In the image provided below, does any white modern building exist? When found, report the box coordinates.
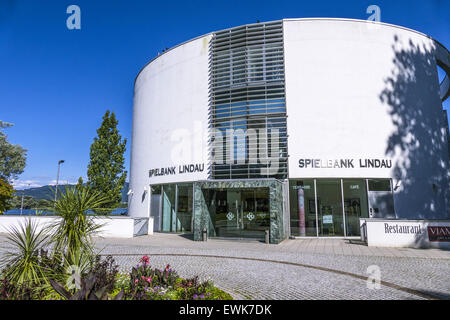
[128,18,450,244]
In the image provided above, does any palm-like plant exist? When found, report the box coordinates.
[46,184,111,260]
[1,219,49,286]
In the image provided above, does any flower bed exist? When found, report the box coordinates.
[0,207,233,300]
[0,254,233,300]
[113,255,232,300]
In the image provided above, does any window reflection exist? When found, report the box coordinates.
[160,183,193,233]
[343,180,368,236]
[289,180,316,236]
[289,179,376,237]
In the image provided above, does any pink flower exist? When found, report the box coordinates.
[165,264,170,271]
[140,255,150,265]
[134,279,138,285]
[146,277,152,283]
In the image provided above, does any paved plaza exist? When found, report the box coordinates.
[0,233,449,300]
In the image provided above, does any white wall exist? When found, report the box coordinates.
[283,19,449,219]
[0,216,150,238]
[129,35,211,218]
[363,219,450,249]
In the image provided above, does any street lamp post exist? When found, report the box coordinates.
[19,183,30,215]
[54,160,65,202]
[20,189,24,215]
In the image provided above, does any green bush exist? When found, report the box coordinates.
[0,278,46,300]
[0,202,233,301]
[1,219,49,286]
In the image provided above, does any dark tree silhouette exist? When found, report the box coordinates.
[380,35,449,219]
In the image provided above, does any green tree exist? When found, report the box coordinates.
[0,178,15,213]
[0,121,27,213]
[0,121,27,181]
[87,111,127,213]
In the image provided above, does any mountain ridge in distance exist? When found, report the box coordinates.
[16,182,130,203]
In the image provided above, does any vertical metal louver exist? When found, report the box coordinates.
[209,21,288,180]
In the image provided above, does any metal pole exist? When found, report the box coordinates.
[314,179,318,237]
[20,189,24,215]
[341,179,347,237]
[174,184,178,232]
[54,160,65,202]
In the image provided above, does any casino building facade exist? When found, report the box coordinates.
[128,18,450,243]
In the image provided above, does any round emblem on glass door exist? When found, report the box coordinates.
[226,212,234,220]
[246,212,255,221]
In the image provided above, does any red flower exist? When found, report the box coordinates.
[140,255,150,265]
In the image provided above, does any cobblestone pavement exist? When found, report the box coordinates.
[1,233,449,300]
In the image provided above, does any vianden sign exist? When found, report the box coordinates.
[149,163,205,178]
[427,226,450,242]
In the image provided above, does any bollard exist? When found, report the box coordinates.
[202,228,207,242]
[265,229,270,244]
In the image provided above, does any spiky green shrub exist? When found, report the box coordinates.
[0,219,49,286]
[46,184,110,259]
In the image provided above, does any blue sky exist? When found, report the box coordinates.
[1,0,449,189]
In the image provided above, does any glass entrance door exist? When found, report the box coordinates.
[209,188,269,239]
[241,189,270,238]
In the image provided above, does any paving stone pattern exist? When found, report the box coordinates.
[0,233,448,300]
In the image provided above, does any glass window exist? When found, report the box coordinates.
[367,179,395,218]
[176,184,193,232]
[368,179,391,191]
[151,185,161,194]
[343,179,368,236]
[289,180,316,236]
[161,184,194,233]
[316,179,344,236]
[161,184,176,232]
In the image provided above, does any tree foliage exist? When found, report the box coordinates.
[87,111,127,212]
[0,121,27,182]
[0,121,27,214]
[6,195,50,211]
[0,178,14,213]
